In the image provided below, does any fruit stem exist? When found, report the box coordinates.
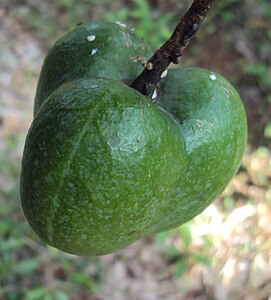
[130,0,215,98]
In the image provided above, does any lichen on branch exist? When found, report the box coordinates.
[131,0,216,97]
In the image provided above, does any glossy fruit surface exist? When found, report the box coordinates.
[20,22,247,255]
[156,67,247,231]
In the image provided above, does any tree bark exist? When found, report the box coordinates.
[131,0,216,97]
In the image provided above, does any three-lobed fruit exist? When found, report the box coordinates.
[20,22,247,255]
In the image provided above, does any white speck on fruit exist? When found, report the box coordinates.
[151,89,158,100]
[87,35,96,42]
[90,48,98,56]
[161,69,168,78]
[146,62,153,70]
[148,171,151,178]
[115,21,126,28]
[209,74,216,81]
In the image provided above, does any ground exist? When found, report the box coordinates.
[0,1,271,299]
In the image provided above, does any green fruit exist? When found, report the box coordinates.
[20,22,247,255]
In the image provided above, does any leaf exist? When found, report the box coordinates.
[264,122,271,139]
[190,253,211,265]
[53,290,70,300]
[178,223,192,249]
[154,231,171,245]
[175,259,187,278]
[0,238,24,252]
[72,273,100,292]
[0,261,12,279]
[25,288,47,300]
[14,258,41,275]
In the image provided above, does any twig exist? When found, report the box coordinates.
[131,0,216,97]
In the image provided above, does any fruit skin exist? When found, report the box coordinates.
[156,67,247,231]
[21,78,186,255]
[20,22,247,256]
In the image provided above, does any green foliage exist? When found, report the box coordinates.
[131,0,172,47]
[155,222,213,278]
[243,63,271,90]
[223,196,236,213]
[104,0,172,48]
[264,123,271,139]
[4,0,172,49]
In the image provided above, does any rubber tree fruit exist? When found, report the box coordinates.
[20,22,247,255]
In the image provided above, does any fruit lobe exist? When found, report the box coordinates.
[156,67,247,231]
[34,21,151,115]
[21,78,186,255]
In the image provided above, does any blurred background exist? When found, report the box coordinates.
[0,0,271,299]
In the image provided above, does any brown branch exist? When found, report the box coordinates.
[131,0,216,97]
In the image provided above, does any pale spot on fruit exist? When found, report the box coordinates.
[87,35,96,42]
[161,69,168,78]
[90,48,98,56]
[115,21,126,28]
[209,74,216,81]
[81,234,87,240]
[146,62,153,70]
[151,89,158,100]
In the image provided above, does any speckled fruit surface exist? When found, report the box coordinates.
[20,22,247,255]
